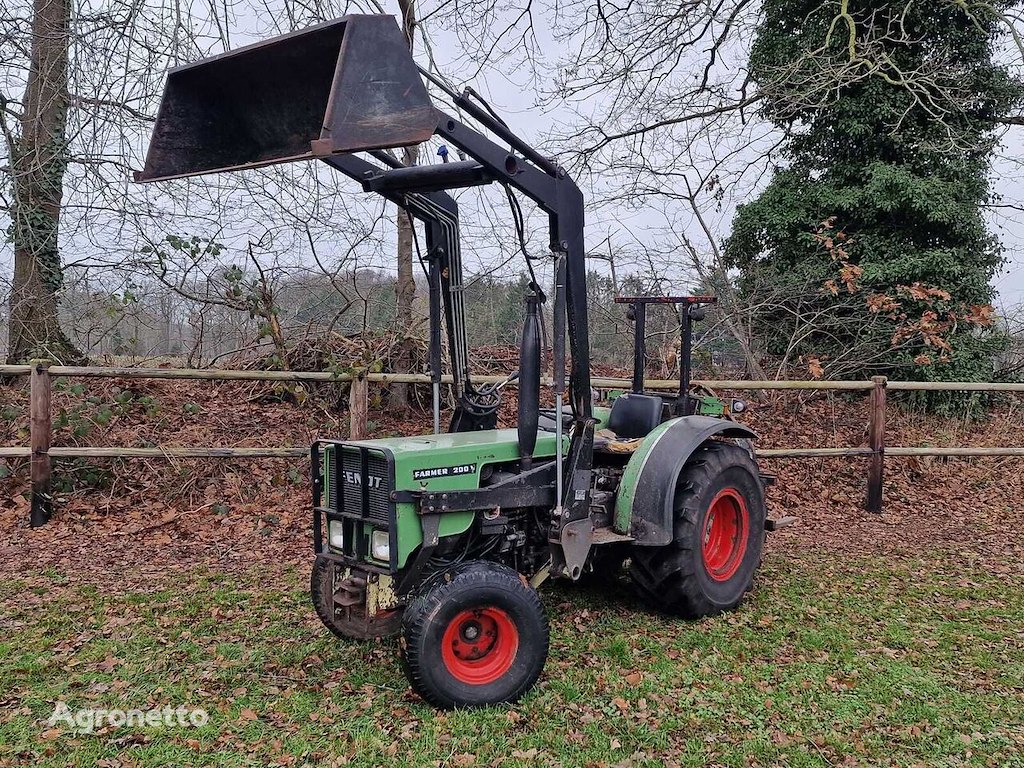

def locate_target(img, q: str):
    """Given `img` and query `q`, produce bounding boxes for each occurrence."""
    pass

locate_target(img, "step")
[592,527,635,545]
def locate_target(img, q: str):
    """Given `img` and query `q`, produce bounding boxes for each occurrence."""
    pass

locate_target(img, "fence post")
[349,372,368,440]
[865,375,887,514]
[29,359,53,528]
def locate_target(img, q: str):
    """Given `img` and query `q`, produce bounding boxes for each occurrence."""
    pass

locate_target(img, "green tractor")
[139,14,786,708]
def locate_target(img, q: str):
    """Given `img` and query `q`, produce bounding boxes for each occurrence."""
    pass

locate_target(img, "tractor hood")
[343,428,564,492]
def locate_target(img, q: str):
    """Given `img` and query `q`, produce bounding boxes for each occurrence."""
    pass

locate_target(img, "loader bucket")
[136,15,437,182]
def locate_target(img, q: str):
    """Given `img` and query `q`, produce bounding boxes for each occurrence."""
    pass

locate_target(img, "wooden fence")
[3,361,1024,527]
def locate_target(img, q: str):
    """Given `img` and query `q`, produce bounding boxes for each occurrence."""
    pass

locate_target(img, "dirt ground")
[2,376,1023,583]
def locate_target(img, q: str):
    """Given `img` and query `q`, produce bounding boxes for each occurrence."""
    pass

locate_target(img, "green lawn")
[1,551,1022,767]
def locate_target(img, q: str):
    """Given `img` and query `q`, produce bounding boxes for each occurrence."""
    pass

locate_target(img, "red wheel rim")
[701,488,749,582]
[440,607,519,685]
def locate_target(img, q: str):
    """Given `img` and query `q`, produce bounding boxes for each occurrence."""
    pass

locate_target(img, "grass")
[1,551,1022,767]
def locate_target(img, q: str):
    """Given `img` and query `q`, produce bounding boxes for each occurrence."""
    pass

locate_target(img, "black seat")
[607,393,664,439]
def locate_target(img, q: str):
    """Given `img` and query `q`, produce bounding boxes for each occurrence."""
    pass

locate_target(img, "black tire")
[630,440,765,618]
[310,555,401,640]
[401,561,548,708]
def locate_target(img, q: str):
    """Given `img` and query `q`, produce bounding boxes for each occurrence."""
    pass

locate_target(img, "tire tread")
[401,561,548,708]
[629,440,765,618]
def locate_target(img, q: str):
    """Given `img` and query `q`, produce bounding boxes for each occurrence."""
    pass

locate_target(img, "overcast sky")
[2,1,1023,314]
[426,11,1024,314]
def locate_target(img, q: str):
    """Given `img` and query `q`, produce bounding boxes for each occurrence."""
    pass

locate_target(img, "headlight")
[328,520,345,549]
[730,398,747,414]
[371,530,390,561]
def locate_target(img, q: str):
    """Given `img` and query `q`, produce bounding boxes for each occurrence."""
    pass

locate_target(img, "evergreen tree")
[726,0,1023,381]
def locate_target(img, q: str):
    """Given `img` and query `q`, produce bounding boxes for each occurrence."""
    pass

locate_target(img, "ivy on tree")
[725,0,1023,383]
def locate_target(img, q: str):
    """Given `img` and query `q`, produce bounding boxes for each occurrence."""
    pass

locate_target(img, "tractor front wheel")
[401,561,548,708]
[630,440,765,618]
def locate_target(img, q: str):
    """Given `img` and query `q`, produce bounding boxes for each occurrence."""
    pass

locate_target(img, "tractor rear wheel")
[401,561,548,708]
[310,555,401,640]
[629,440,765,618]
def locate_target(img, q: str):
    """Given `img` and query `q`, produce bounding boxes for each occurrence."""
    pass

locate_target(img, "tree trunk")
[6,0,80,364]
[390,0,420,411]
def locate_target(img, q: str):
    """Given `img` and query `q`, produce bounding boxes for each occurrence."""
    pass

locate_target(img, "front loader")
[138,14,782,709]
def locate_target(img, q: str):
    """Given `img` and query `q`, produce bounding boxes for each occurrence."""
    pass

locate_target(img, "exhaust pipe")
[135,15,438,182]
[518,290,542,470]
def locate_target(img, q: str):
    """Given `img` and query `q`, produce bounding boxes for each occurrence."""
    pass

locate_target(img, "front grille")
[315,442,396,571]
[329,449,391,524]
[344,450,391,524]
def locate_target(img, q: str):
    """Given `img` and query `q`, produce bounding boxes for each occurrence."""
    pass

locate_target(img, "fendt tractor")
[138,14,790,708]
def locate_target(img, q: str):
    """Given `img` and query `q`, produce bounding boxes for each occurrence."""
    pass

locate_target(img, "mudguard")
[613,416,756,545]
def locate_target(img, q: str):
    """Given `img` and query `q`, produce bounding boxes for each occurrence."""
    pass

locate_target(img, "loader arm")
[324,107,598,571]
[135,12,596,574]
[320,152,474,427]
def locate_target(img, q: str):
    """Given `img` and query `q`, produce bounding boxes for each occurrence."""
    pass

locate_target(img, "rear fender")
[614,417,756,545]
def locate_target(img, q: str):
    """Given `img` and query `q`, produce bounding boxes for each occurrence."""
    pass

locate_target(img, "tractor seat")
[607,393,663,439]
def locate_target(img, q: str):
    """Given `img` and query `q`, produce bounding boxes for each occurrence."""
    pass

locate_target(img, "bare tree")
[4,0,79,362]
[427,0,1024,379]
[5,0,1018,377]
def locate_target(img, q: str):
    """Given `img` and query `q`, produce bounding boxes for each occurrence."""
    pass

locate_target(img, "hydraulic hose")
[518,290,542,469]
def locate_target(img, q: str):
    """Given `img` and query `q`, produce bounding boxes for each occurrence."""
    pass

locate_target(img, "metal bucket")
[136,15,437,182]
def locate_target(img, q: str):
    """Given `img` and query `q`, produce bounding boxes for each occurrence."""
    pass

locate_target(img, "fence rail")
[2,362,1022,527]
